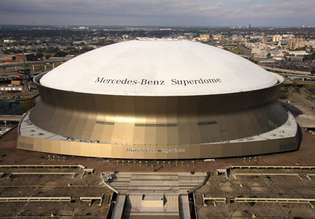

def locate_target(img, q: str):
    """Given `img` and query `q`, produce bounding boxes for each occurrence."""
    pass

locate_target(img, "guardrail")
[80,195,104,206]
[0,196,72,202]
[0,165,95,179]
[202,194,227,206]
[230,165,315,170]
[262,66,311,75]
[10,172,76,176]
[202,194,315,208]
[0,164,86,169]
[220,166,315,179]
[231,172,301,179]
[0,195,107,205]
[0,115,22,122]
[234,197,315,208]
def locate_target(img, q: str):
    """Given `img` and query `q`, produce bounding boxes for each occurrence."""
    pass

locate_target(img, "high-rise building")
[288,38,305,50]
[272,35,283,42]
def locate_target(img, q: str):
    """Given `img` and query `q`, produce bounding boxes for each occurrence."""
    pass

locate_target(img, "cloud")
[0,0,314,26]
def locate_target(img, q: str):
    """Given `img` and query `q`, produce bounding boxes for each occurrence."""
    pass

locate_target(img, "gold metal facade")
[18,134,298,159]
[17,80,300,159]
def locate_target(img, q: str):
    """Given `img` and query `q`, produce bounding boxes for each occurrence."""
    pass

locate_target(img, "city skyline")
[0,0,314,27]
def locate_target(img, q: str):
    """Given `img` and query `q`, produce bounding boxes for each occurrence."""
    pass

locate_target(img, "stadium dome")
[40,39,279,96]
[17,39,300,159]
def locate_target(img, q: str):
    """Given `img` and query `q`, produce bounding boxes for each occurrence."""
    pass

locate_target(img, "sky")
[0,0,314,27]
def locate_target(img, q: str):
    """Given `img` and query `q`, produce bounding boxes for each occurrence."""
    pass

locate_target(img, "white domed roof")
[40,39,281,96]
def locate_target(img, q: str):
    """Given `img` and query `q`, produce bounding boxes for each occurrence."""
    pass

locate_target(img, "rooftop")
[40,40,281,96]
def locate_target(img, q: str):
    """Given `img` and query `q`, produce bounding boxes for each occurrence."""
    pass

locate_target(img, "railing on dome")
[33,72,45,86]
